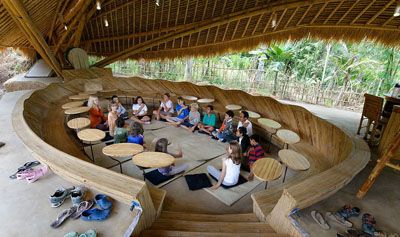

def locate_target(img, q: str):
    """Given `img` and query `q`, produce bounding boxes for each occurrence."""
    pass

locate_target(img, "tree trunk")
[273,71,278,96]
[184,57,193,81]
[252,58,265,92]
[321,43,331,82]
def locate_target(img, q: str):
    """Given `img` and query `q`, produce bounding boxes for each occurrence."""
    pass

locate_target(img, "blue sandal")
[81,208,111,221]
[94,194,112,210]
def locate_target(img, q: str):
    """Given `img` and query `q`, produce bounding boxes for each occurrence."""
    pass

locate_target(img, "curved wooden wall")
[18,76,369,236]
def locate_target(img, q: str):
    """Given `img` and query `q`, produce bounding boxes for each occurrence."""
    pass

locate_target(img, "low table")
[225,104,242,111]
[276,129,300,149]
[278,149,310,183]
[132,152,175,180]
[67,117,90,131]
[102,143,144,173]
[64,106,90,115]
[252,158,283,189]
[69,94,90,100]
[246,110,261,119]
[62,101,85,110]
[182,95,198,101]
[77,129,106,163]
[79,91,97,95]
[258,118,282,151]
[197,98,215,104]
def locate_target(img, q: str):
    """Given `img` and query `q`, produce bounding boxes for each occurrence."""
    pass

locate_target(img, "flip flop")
[94,194,112,210]
[70,200,94,219]
[10,161,41,179]
[326,212,353,228]
[16,168,35,180]
[79,229,97,237]
[311,210,330,230]
[81,208,111,221]
[26,165,48,183]
[50,206,78,228]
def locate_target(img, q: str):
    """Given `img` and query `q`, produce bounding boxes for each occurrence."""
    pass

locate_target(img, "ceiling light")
[394,4,400,17]
[156,0,160,6]
[104,18,109,27]
[272,13,277,28]
[64,25,68,30]
[96,0,101,10]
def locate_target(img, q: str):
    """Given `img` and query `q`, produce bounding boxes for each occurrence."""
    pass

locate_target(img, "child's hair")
[226,110,234,118]
[110,102,118,109]
[116,117,125,128]
[155,138,169,153]
[164,93,170,98]
[130,121,144,136]
[111,95,118,101]
[190,103,199,110]
[241,110,249,119]
[238,126,247,136]
[87,96,98,108]
[177,96,186,105]
[135,96,145,104]
[206,105,214,111]
[228,141,242,165]
[250,134,260,143]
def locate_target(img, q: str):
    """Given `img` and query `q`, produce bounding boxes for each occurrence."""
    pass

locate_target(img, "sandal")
[362,213,386,237]
[10,161,41,179]
[16,168,35,180]
[64,232,79,237]
[79,229,97,237]
[311,210,330,230]
[94,194,112,210]
[50,206,78,228]
[70,200,94,219]
[25,165,48,183]
[337,205,361,219]
[50,186,75,208]
[326,212,353,228]
[81,208,111,221]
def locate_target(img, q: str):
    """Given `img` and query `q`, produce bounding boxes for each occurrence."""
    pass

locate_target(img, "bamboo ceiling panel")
[1,0,400,65]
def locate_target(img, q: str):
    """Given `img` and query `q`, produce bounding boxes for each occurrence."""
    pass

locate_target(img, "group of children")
[85,92,268,189]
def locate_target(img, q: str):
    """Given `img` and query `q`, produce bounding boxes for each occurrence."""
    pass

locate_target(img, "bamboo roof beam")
[324,1,344,24]
[297,4,312,26]
[367,0,396,25]
[310,2,328,25]
[284,7,298,29]
[2,0,63,78]
[337,0,362,25]
[273,8,287,31]
[251,14,263,35]
[351,0,377,25]
[48,0,62,42]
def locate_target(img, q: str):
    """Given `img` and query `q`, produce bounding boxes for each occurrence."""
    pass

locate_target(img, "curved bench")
[15,76,369,236]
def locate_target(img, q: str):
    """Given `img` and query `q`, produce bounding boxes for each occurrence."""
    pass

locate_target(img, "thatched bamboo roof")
[1,0,400,69]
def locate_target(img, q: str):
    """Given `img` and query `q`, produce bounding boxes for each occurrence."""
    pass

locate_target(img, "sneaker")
[50,187,75,208]
[71,187,86,206]
[337,205,360,219]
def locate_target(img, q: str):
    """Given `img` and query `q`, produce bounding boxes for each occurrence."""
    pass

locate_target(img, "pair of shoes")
[50,186,86,207]
[64,229,97,237]
[362,213,386,236]
[81,194,112,221]
[50,205,78,228]
[16,165,48,183]
[311,210,330,230]
[10,161,41,179]
[70,200,94,219]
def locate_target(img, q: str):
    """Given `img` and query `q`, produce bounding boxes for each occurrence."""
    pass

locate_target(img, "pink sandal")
[16,168,35,180]
[26,165,48,183]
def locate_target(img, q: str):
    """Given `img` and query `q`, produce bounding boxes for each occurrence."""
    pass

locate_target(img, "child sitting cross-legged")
[197,105,216,135]
[127,121,144,145]
[246,134,266,181]
[207,141,242,190]
[180,103,201,132]
[166,97,189,125]
[211,110,235,142]
[155,138,189,176]
[131,96,151,124]
[113,117,128,143]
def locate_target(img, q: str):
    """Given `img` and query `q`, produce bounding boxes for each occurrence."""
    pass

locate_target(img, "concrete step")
[159,211,259,222]
[141,230,289,237]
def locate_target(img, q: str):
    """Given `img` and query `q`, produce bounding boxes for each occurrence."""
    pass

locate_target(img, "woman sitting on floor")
[153,93,174,121]
[155,138,189,176]
[197,105,216,135]
[114,117,128,143]
[180,103,201,132]
[212,110,235,142]
[131,96,151,124]
[166,96,189,125]
[110,95,128,120]
[127,121,144,145]
[87,96,108,130]
[207,141,242,190]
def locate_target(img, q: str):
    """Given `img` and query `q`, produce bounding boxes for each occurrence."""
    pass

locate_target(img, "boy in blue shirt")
[166,97,189,125]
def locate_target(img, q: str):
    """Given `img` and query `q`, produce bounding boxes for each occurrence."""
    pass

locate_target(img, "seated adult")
[212,110,235,142]
[131,96,151,124]
[111,95,128,120]
[246,134,266,180]
[155,138,189,176]
[166,96,189,125]
[237,110,253,136]
[197,105,216,135]
[153,93,174,121]
[88,96,108,130]
[127,121,144,145]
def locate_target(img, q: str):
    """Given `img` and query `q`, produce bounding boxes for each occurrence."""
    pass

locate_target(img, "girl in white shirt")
[131,96,150,124]
[153,93,174,120]
[207,141,242,189]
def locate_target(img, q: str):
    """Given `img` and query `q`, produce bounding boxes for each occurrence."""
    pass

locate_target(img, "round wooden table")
[132,152,175,168]
[102,143,144,173]
[258,118,282,151]
[62,101,85,110]
[197,98,215,104]
[182,95,198,101]
[252,158,283,189]
[67,117,90,131]
[77,129,106,163]
[69,94,90,100]
[277,129,300,149]
[101,88,118,93]
[278,149,310,183]
[225,104,242,111]
[247,110,261,119]
[64,106,90,115]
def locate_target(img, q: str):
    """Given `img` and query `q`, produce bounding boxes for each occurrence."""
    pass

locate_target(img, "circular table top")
[182,95,198,101]
[64,106,90,115]
[277,129,301,145]
[100,88,118,93]
[67,117,90,130]
[132,151,175,168]
[77,129,105,142]
[62,101,85,110]
[258,118,281,130]
[69,94,90,100]
[246,110,261,119]
[197,98,215,103]
[103,143,144,158]
[225,104,242,111]
[252,158,283,182]
[278,149,310,171]
[79,91,97,95]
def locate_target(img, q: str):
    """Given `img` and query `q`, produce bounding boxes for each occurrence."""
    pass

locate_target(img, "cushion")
[144,169,174,185]
[184,173,212,190]
[209,173,248,189]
